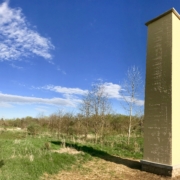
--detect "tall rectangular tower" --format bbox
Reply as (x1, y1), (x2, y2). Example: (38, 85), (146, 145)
(141, 8), (180, 177)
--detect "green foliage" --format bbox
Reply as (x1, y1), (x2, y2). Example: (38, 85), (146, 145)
(27, 123), (40, 136)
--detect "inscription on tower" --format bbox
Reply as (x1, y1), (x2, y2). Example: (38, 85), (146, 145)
(141, 8), (180, 177)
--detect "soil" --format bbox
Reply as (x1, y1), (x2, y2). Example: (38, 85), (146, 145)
(41, 150), (180, 180)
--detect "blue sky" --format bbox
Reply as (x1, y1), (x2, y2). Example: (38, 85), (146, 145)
(0, 0), (179, 119)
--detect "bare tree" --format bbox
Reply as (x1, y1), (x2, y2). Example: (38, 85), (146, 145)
(79, 82), (112, 143)
(121, 66), (143, 145)
(49, 110), (64, 139)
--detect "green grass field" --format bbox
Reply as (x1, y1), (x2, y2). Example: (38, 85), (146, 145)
(0, 130), (143, 180)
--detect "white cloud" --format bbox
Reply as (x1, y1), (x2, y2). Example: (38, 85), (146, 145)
(0, 93), (81, 107)
(101, 82), (122, 99)
(0, 1), (54, 61)
(0, 102), (13, 108)
(33, 83), (144, 107)
(100, 82), (144, 106)
(39, 83), (144, 106)
(42, 85), (88, 95)
(134, 99), (144, 106)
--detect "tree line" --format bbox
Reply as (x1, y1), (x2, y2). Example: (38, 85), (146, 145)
(0, 66), (144, 145)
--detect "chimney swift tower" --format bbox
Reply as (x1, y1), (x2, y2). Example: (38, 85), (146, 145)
(141, 8), (180, 177)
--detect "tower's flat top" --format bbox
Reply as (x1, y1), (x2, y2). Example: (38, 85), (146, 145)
(145, 8), (180, 26)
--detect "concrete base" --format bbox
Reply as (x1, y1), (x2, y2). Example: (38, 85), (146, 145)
(141, 160), (180, 177)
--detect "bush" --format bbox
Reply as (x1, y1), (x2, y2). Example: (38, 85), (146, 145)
(27, 123), (40, 136)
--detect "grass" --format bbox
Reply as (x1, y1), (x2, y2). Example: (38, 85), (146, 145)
(0, 130), (143, 180)
(0, 131), (91, 180)
(61, 134), (143, 159)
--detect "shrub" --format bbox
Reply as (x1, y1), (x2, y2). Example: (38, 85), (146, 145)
(27, 123), (40, 136)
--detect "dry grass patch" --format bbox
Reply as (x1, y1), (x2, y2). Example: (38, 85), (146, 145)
(41, 159), (126, 180)
(40, 158), (137, 180)
(41, 158), (180, 180)
(52, 147), (83, 155)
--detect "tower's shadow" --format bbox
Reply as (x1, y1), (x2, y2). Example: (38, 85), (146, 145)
(50, 141), (141, 170)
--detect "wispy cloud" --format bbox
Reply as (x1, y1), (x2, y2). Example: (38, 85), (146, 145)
(0, 102), (13, 108)
(11, 80), (26, 87)
(10, 63), (23, 69)
(57, 67), (66, 75)
(41, 85), (88, 95)
(0, 93), (81, 107)
(34, 83), (144, 107)
(35, 105), (48, 113)
(0, 1), (54, 61)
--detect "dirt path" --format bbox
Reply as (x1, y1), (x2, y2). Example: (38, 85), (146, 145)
(41, 158), (180, 180)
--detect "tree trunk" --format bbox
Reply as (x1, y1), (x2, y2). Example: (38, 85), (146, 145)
(127, 106), (132, 145)
(95, 132), (98, 144)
